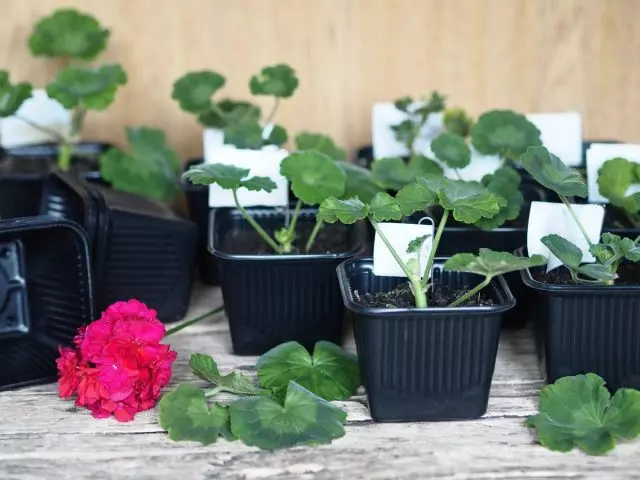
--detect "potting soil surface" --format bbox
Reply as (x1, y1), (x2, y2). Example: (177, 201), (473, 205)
(533, 263), (640, 285)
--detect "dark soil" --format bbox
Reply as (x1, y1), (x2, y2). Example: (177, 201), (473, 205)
(0, 155), (99, 176)
(533, 262), (640, 285)
(222, 222), (352, 255)
(602, 206), (637, 230)
(354, 281), (495, 308)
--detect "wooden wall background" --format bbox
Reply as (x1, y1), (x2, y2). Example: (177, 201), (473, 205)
(2, 0), (639, 161)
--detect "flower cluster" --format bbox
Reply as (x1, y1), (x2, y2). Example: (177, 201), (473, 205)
(56, 299), (177, 422)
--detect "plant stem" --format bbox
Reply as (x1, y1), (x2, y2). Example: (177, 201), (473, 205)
(305, 219), (323, 253)
(370, 218), (427, 308)
(58, 142), (72, 171)
(453, 169), (463, 180)
(421, 209), (449, 289)
(165, 304), (225, 337)
(288, 200), (303, 236)
(448, 277), (491, 308)
(264, 97), (280, 126)
(14, 114), (65, 142)
(560, 196), (594, 247)
(233, 190), (282, 253)
(210, 102), (228, 123)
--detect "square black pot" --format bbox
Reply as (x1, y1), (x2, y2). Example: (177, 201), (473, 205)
(0, 216), (94, 390)
(520, 257), (640, 391)
(337, 257), (514, 422)
(210, 207), (367, 355)
(40, 171), (197, 322)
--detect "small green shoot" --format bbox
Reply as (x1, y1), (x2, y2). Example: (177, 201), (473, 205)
(597, 157), (640, 228)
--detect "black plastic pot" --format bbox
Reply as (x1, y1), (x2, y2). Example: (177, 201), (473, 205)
(0, 142), (111, 220)
(211, 208), (368, 355)
(337, 257), (514, 422)
(519, 249), (640, 391)
(40, 171), (197, 322)
(0, 216), (94, 390)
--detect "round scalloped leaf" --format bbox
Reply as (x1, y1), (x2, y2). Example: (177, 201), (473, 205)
(280, 151), (346, 205)
(369, 192), (403, 222)
(541, 234), (582, 270)
(396, 181), (437, 215)
(431, 132), (471, 169)
(371, 157), (412, 191)
(317, 197), (368, 224)
(223, 120), (264, 150)
(45, 64), (127, 110)
(241, 176), (278, 193)
(294, 132), (346, 160)
(28, 9), (110, 60)
(597, 157), (639, 213)
(520, 146), (587, 198)
(444, 249), (546, 277)
(172, 71), (225, 114)
(0, 71), (32, 117)
(337, 162), (383, 203)
(182, 163), (249, 189)
(264, 124), (288, 147)
(471, 109), (541, 159)
(474, 166), (524, 230)
(198, 99), (262, 129)
(257, 341), (360, 401)
(444, 108), (474, 137)
(249, 64), (299, 98)
(434, 178), (505, 224)
(228, 381), (347, 450)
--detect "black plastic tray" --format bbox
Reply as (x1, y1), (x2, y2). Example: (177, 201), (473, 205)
(337, 257), (513, 422)
(211, 207), (368, 355)
(40, 171), (198, 322)
(520, 254), (640, 392)
(0, 216), (94, 390)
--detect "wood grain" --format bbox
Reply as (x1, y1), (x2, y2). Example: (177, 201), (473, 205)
(0, 284), (639, 479)
(2, 0), (639, 162)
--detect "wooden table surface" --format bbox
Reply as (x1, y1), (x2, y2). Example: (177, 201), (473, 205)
(0, 285), (638, 480)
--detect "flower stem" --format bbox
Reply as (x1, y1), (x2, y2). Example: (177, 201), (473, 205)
(233, 190), (282, 253)
(421, 209), (449, 289)
(560, 196), (594, 247)
(305, 219), (324, 253)
(14, 114), (65, 142)
(164, 304), (225, 337)
(447, 276), (491, 308)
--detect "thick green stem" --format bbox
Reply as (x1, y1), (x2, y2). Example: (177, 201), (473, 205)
(14, 114), (65, 142)
(448, 277), (491, 308)
(409, 276), (427, 308)
(421, 209), (449, 289)
(634, 233), (640, 243)
(305, 219), (323, 253)
(58, 142), (72, 171)
(165, 305), (225, 337)
(560, 196), (594, 247)
(288, 200), (303, 236)
(264, 97), (280, 126)
(233, 190), (282, 253)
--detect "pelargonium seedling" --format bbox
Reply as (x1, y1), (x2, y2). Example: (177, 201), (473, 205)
(520, 146), (640, 285)
(597, 157), (640, 228)
(318, 176), (545, 308)
(159, 341), (359, 450)
(172, 64), (297, 150)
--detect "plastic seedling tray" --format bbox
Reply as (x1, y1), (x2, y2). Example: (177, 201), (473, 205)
(41, 171), (198, 323)
(0, 217), (94, 390)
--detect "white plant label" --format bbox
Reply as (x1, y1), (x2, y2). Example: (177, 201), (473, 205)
(526, 112), (582, 167)
(586, 143), (640, 203)
(527, 201), (604, 272)
(371, 102), (443, 159)
(202, 128), (225, 163)
(207, 145), (289, 208)
(439, 147), (502, 182)
(373, 221), (434, 278)
(0, 90), (70, 148)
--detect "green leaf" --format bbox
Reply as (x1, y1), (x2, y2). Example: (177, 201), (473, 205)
(189, 354), (262, 396)
(229, 381), (347, 450)
(0, 71), (32, 117)
(294, 132), (346, 160)
(597, 158), (640, 214)
(431, 132), (471, 169)
(159, 383), (236, 445)
(471, 109), (541, 159)
(526, 373), (640, 455)
(407, 235), (430, 254)
(393, 96), (413, 113)
(249, 64), (299, 98)
(371, 156), (442, 191)
(317, 197), (368, 224)
(264, 124), (288, 147)
(28, 9), (109, 60)
(100, 127), (180, 202)
(474, 166), (524, 230)
(369, 192), (403, 222)
(430, 177), (505, 223)
(390, 119), (416, 147)
(577, 263), (617, 282)
(408, 154), (444, 178)
(280, 151), (346, 205)
(599, 232), (640, 262)
(182, 163), (248, 189)
(171, 71), (226, 114)
(444, 249), (547, 278)
(443, 108), (473, 137)
(541, 234), (583, 270)
(197, 99), (262, 129)
(395, 180), (437, 216)
(337, 162), (383, 203)
(414, 91), (446, 116)
(257, 341), (360, 401)
(45, 64), (127, 110)
(519, 146), (587, 198)
(241, 176), (278, 193)
(223, 120), (264, 149)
